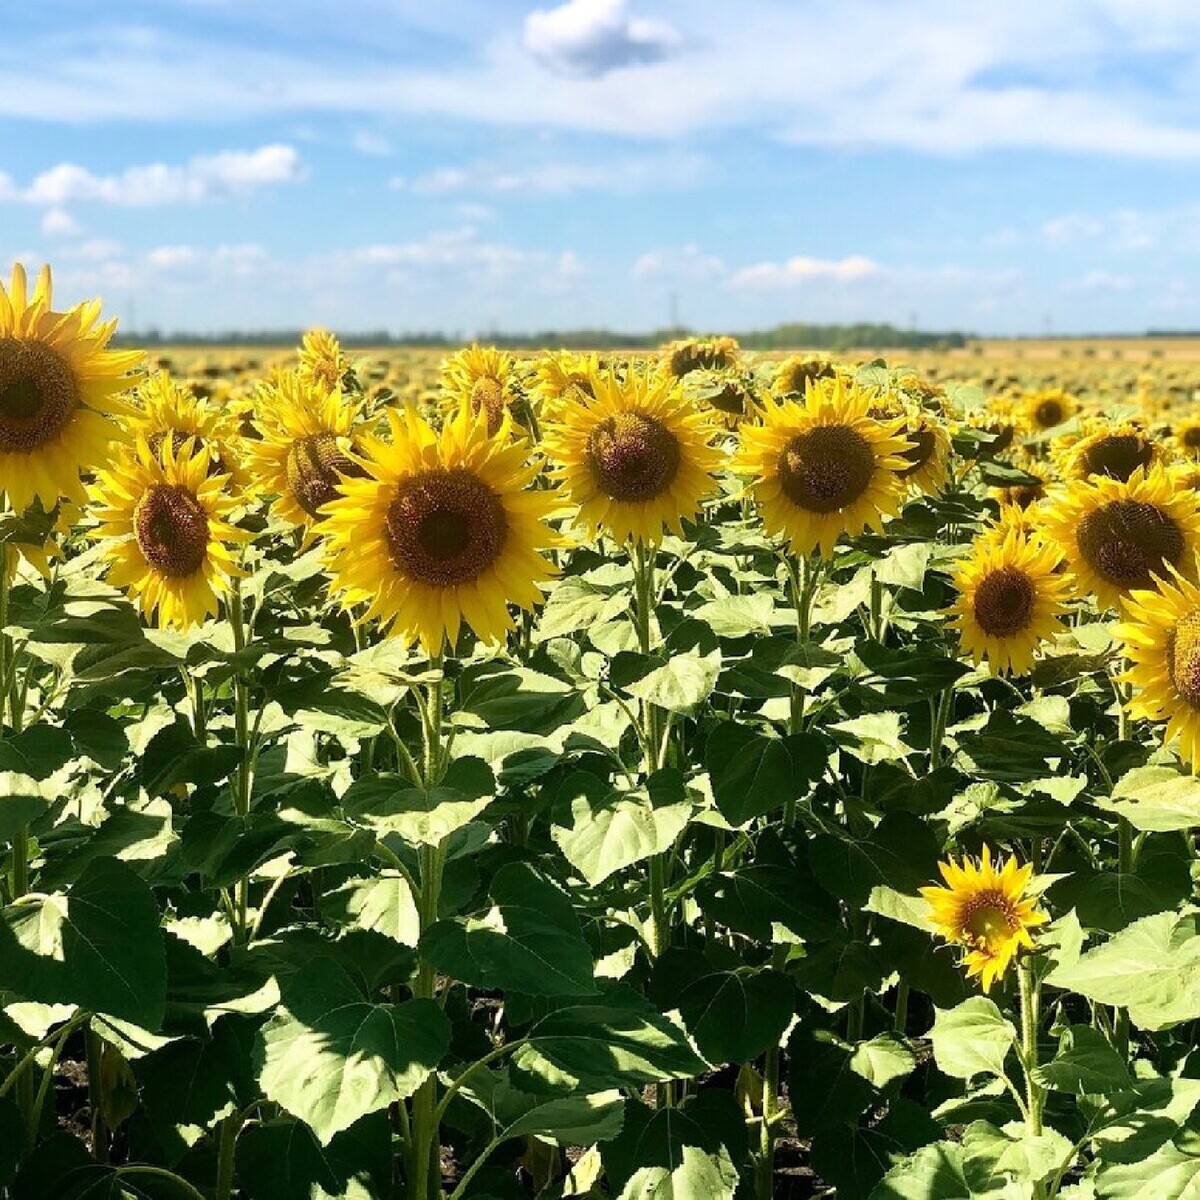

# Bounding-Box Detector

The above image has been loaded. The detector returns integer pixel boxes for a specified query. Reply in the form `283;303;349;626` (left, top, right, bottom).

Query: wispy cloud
728;254;884;290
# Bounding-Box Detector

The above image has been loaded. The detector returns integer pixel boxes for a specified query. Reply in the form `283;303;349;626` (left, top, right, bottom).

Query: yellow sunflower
733;377;911;558
321;402;559;653
298;328;350;394
0;263;144;511
989;460;1052;511
1023;387;1075;435
1171;416;1200;459
977;396;1019;456
1118;563;1200;769
1;498;73;584
542;368;723;545
920;846;1047;992
531;351;599;423
245;371;366;533
1053;419;1165;483
441;345;520;437
127;371;250;489
660;336;739;379
946;530;1071;675
771;354;841;398
89;437;247;629
1038;466;1200;611
892;407;952;496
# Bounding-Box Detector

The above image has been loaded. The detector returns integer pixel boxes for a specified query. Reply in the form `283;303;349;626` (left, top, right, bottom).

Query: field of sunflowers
5;261;1200;1200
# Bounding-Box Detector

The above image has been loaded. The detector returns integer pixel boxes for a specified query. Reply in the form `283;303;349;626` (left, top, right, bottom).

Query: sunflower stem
1018;957;1046;1176
229;587;254;945
755;1043;781;1200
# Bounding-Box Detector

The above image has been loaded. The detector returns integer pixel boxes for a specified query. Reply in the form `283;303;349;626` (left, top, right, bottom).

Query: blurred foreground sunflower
321;402;559;653
1023;387;1075;435
0;263;143;511
921;847;1047;992
89;438;247;629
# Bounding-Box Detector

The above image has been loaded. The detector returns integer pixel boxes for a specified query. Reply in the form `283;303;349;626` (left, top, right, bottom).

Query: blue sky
1;0;1198;335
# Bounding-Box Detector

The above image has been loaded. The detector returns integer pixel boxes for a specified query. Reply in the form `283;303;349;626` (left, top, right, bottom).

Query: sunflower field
5;262;1200;1200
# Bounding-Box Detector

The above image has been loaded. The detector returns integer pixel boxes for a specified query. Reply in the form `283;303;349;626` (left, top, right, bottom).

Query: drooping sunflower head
245;371;367;534
660;336;740;379
542;369;724;545
88;436;248;629
733;376;913;558
1118;563;1200;769
441;345;520;437
1053;418;1165;483
0;263;144;511
920;846;1047;992
1038;466;1200;610
321;402;560;653
1023;387;1076;434
531;351;599;423
989;460;1053;511
298;328;351;395
891;406;953;496
685;369;760;428
946;529;1072;676
772;354;842;398
977;395;1019;456
127;371;249;489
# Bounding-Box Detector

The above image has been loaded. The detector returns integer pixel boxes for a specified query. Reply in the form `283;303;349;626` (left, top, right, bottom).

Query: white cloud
523;0;681;77
1068;269;1134;292
40;208;80;237
5;145;305;208
728;254;884;290
632;243;724;282
350;130;393;157
1042;205;1200;252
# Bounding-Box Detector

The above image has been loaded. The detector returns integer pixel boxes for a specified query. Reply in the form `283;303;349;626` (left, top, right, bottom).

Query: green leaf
695;864;839;943
1046;912;1200;1030
850;1034;917;1090
829;711;914;765
323;871;421;946
676;968;793;1065
962;1120;1075;1191
870;1142;972;1200
929;997;1017;1080
1103;766;1200;832
551;770;691;886
0;857;166;1029
626;650;721;714
0;724;73;779
505;1091;626;1143
421;861;597;997
0;772;55;842
704;723;826;826
254;959;450;1143
1032;1025;1132;1095
536;577;631;641
810;813;940;909
692;594;775;638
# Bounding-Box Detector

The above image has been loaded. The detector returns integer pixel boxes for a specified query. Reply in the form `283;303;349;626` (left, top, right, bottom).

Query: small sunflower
543;369;723;545
893;407;952;496
531;351;599;423
321;402;559;653
920;847;1047;993
946;530;1071;675
1171;416;1200;459
990;460;1052;511
660;336;739;379
245;371;366;534
89;437;247;629
441;345;520;436
733;377;911;557
1039;466;1200;610
1118;563;1200;769
0;263;144;511
298;328;351;394
977;396;1019;456
1023;387;1075;435
685;369;760;428
127;371;249;489
772;354;841;398
1054;419;1164;483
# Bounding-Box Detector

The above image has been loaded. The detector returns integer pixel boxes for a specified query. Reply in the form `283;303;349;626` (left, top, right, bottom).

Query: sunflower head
298;328;351;394
543;368;723;545
990;460;1052;511
321;402;560;653
920;846;1047;992
1039;465;1200;610
1172;417;1200;459
1054;418;1164;483
772;354;840;398
441;345;520;437
1023;387;1075;434
660;336;740;380
0;263;144;511
892;407;952;496
88;436;248;629
946;529;1071;675
531;351;599;422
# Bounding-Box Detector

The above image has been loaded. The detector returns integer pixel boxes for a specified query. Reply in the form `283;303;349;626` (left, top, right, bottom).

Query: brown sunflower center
1078;434;1153;482
1168;610;1200;708
986;422;1015;455
1008;483;1045;509
384;468;508;587
779;424;876;514
898;427;937;477
782;360;834;393
0;339;79;455
972;566;1036;637
586;412;681;502
1076;499;1184;590
1183;426;1200;450
961;892;1017;950
470;376;506;435
134;484;210;578
1034;398;1065;428
285;433;360;518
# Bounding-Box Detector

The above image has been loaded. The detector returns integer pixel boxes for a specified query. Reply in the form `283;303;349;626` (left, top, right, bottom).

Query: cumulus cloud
728;255;884;290
4;145;305;208
523;0;681;77
40;208;80;237
632;243;725;282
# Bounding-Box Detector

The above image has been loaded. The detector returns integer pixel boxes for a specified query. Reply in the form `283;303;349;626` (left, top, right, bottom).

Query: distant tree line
115;322;970;351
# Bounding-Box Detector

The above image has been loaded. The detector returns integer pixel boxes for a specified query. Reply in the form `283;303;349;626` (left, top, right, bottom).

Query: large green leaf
421;861;597;997
0;772;55;842
254;959;450;1143
0;857;166;1029
1032;1025;1132;1096
1102;766;1200;833
929;997;1016;1080
626;649;721;714
676;968;793;1065
870;1142;973;1199
704;723;826;826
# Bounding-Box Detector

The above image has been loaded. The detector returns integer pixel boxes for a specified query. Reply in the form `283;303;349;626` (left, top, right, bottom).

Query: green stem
431;1040;528;1132
1018;957;1044;1141
214;1113;241;1200
893;980;910;1035
87;1026;108;1163
756;1044;781;1200
229;588;254;944
114;1167;208;1200
649;853;669;959
930;682;954;767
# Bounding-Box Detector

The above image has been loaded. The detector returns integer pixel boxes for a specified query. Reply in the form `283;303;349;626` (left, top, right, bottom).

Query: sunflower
772;354;841;398
685;369;760;428
1118;563;1200;769
127;371;250;489
89;437;247;629
1172;416;1200;459
531;351;599;423
990;460;1052;511
321;402;559;653
298;328;350;394
890;407;952;496
733;377;911;558
542;368;723;545
1023;387;1075;435
1;498;73;584
1038;466;1200;610
920;847;1047;992
946;530;1071;675
441;345;520;437
660;336;739;379
1054;419;1164;483
245;371;366;534
977;396;1019;456
0;263;143;511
